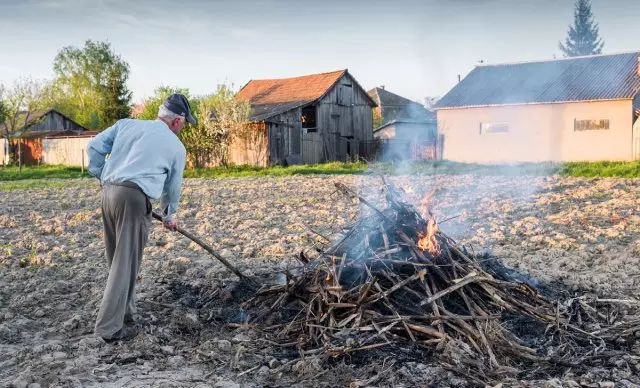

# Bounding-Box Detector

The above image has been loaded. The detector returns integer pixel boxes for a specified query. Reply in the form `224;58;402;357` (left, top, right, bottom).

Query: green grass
0;180;70;191
1;160;639;186
0;165;91;180
558;161;640;178
183;161;369;178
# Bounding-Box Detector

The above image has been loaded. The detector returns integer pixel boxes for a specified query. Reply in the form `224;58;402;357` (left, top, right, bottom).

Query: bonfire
243;177;640;384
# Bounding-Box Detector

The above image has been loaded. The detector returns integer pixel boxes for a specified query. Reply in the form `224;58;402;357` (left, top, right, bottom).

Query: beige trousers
94;182;151;339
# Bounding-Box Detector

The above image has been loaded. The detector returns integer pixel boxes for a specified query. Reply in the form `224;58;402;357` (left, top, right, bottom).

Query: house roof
435;51;640;109
0;109;89;133
368;87;436;125
236;69;375;121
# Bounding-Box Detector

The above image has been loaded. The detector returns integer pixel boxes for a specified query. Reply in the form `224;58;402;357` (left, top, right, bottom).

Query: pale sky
1;0;638;104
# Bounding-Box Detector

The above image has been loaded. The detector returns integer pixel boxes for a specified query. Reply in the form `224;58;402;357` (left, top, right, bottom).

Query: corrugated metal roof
368;87;436;124
435;51;640;109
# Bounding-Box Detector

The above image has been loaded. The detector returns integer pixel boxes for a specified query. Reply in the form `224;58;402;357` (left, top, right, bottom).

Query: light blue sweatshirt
87;118;186;221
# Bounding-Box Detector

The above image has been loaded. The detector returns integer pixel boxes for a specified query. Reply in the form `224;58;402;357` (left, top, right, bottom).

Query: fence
359;137;444;162
41;137;94;167
0;139;6;165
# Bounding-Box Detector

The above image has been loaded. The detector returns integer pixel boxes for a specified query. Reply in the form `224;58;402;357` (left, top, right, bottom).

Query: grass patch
0;180;69;191
0;165;91;180
183;161;368;178
1;160;639;184
558;161;640;178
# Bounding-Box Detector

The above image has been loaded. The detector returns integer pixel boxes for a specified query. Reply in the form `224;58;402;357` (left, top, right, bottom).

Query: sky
1;0;639;104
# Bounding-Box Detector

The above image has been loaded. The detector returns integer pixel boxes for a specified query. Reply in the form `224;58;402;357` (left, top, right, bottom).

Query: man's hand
163;218;178;231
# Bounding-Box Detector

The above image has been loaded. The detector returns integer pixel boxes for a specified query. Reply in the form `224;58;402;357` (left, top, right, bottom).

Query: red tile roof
236;70;347;120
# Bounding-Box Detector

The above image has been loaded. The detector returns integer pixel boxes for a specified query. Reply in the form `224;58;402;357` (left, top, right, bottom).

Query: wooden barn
234;69;377;166
1;109;90;165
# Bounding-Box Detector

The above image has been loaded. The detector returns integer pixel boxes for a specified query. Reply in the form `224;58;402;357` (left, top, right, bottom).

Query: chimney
637;57;640;76
380;85;385;90
457;74;461;83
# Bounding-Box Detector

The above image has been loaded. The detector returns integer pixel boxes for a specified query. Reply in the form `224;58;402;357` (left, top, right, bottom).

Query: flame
418;215;440;255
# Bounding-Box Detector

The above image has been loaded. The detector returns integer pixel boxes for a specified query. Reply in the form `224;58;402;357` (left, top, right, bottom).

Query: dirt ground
1;174;639;387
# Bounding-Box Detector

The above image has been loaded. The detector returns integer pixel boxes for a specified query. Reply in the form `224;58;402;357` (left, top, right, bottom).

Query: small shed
1;109;91;165
235;69;377;166
367;87;440;160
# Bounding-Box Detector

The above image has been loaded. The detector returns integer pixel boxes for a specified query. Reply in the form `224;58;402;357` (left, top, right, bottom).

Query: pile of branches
244;178;640;383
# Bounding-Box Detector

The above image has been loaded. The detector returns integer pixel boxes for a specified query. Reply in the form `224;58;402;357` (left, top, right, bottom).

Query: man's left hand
163;218;178;231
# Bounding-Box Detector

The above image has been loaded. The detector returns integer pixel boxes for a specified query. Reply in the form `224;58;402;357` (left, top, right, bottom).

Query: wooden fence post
18;141;22;174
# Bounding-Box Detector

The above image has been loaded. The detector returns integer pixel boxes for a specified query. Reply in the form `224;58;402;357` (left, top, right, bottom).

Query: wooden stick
151;212;252;283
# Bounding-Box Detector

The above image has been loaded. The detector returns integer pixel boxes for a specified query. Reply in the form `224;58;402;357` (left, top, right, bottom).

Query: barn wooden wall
28;111;86;132
267;109;302;165
305;73;374;164
243;72;374;166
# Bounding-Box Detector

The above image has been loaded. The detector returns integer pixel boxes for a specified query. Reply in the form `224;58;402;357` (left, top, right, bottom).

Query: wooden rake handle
151;211;249;281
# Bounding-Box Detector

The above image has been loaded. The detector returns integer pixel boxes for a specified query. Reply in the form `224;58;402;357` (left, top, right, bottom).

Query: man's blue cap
163;93;197;125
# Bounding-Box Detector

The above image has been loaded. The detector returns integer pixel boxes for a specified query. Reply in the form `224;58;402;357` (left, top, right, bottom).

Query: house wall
633;114;640;161
437;100;634;163
41;137;94;166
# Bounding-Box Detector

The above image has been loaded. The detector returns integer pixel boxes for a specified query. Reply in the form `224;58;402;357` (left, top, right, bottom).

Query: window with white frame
574;119;609;131
479;122;509;135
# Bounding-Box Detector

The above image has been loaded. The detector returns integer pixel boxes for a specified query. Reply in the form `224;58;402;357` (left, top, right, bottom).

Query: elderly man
87;94;196;341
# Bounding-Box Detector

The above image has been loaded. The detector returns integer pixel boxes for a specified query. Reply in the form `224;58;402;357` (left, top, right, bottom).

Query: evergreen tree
559;0;604;57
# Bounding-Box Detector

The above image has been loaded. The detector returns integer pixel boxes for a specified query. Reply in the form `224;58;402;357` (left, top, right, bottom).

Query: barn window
302;106;317;133
337;83;353;106
479;122;509;135
574;119;610;131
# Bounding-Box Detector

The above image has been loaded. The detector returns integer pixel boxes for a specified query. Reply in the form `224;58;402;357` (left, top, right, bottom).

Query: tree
559;0;604;57
189;83;252;167
136;84;253;167
52;39;132;129
135;86;192;121
372;108;384;129
0;78;48;168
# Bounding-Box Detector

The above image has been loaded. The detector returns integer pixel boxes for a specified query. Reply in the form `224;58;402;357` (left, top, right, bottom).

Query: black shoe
102;326;138;343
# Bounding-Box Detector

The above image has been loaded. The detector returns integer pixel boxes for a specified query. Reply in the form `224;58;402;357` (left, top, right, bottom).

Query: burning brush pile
244;178;640;382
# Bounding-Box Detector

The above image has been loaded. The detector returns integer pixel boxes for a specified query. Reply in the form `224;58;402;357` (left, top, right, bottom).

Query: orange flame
418;216;440;255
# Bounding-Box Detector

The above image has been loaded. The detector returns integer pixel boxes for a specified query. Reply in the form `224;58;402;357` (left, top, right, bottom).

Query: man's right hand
163;218;178;231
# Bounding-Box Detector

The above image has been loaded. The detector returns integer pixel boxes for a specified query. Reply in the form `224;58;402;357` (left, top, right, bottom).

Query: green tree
195;83;252;167
135;86;192;121
135;83;252;168
52;39;132;129
0;78;48;168
0;85;7;125
372;108;384;129
559;0;604;57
